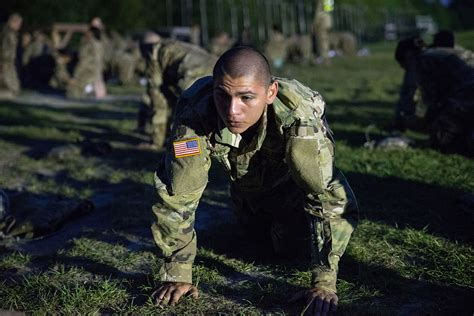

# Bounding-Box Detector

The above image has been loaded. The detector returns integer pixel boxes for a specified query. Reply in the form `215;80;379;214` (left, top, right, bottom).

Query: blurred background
2;0;473;47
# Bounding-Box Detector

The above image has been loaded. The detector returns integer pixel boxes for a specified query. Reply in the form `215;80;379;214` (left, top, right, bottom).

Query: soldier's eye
242;95;253;101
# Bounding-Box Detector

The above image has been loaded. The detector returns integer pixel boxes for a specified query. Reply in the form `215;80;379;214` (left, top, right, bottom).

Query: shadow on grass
0;100;144;149
346;171;473;243
337;254;474;314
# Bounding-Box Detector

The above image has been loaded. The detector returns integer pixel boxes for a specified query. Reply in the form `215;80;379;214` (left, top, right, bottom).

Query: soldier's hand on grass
152;282;199;306
289;287;338;315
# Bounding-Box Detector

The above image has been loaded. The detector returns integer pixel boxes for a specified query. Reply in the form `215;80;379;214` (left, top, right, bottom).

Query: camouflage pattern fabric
414;47;474;155
264;31;288;69
66;34;104;98
313;1;332;61
287;35;313;65
151;76;358;293
0;25;20;95
141;39;217;147
21;32;51;67
329;32;357;56
49;51;71;90
395;59;418;119
454;45;474;67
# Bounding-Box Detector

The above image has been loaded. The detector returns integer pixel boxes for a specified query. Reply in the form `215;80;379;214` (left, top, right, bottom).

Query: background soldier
137;33;217;148
0;13;23;97
66;26;105;99
313;0;334;64
209;32;235;57
395;36;474;155
150;47;358;314
264;25;288;70
431;30;474;66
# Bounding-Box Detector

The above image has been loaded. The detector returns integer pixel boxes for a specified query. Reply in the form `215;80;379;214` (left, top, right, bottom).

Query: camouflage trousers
316;30;330;60
138;85;176;148
429;87;474;156
0;63;20;95
430;105;474;156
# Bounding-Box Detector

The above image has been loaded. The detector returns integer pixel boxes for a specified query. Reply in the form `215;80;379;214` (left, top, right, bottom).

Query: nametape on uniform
173;138;201;158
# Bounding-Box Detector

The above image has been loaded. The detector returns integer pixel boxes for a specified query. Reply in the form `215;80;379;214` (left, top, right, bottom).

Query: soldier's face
214;74;278;134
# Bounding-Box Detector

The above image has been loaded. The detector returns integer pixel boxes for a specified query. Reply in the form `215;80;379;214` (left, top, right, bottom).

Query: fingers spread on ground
169;289;182;306
162;289;173;305
189;286;199;299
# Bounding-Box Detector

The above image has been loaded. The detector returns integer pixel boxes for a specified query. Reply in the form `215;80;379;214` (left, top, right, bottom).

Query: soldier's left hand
289;287;338;315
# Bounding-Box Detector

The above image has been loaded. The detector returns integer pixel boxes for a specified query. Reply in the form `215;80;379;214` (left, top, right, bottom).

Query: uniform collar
215;106;268;151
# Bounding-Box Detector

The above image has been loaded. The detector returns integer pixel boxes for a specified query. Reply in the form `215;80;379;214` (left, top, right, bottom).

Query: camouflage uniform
151;76;358;293
49;51;71;90
286;35;313;65
395;58;419;120
329;31;357;56
313;0;333;61
108;32;141;85
0;25;20;96
140;39;217;147
414;47;474;154
66;34;104;98
21;31;50;67
454;45;474;67
264;31;288;70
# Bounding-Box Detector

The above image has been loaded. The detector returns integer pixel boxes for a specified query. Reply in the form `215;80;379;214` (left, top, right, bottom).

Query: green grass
1;35;474;314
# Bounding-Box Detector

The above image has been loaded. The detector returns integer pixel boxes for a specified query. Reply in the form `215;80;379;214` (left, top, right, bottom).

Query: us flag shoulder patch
173;138;201;158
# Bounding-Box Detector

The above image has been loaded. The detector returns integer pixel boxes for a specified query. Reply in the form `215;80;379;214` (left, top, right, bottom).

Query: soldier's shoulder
181;76;214;99
177;77;215;116
273;77;326;126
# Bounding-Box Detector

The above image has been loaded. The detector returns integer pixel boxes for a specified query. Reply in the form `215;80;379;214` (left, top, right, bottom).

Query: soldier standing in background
137;32;217;148
149;47;358;315
0;13;23;98
66;26;105;99
313;0;334;65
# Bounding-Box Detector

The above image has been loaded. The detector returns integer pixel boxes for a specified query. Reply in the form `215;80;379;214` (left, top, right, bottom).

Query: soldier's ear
266;80;278;104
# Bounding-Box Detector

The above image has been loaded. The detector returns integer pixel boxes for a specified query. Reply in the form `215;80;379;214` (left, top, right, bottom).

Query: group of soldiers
264;0;357;70
2;4;473;315
393;30;474;156
0;13;143;99
2;9;359;314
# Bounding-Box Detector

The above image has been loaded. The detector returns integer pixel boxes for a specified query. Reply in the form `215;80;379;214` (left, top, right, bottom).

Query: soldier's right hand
151;282;199;306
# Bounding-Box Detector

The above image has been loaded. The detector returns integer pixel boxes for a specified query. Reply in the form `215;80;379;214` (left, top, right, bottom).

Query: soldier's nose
228;98;241;116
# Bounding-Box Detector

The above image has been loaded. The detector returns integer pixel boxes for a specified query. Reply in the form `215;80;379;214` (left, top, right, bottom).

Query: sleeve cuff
312;269;338;293
159;261;193;284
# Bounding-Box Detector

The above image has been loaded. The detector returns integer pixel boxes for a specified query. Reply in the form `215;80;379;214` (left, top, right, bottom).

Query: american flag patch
173;138;201;158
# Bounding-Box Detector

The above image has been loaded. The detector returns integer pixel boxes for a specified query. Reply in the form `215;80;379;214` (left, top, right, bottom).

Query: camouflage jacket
143;39;217;111
0;26;18;64
146;39;217;93
152;76;358;292
73;35;104;82
414;47;474;121
454;45;474;67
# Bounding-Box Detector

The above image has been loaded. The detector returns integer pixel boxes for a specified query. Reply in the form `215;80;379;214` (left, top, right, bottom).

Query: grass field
1;33;473;315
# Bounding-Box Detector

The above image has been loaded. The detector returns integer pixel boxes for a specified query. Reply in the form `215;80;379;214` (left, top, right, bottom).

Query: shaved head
213;46;272;86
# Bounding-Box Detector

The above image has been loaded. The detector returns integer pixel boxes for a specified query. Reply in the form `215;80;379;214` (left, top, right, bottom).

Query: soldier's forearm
309;212;356;293
159;261;194;283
